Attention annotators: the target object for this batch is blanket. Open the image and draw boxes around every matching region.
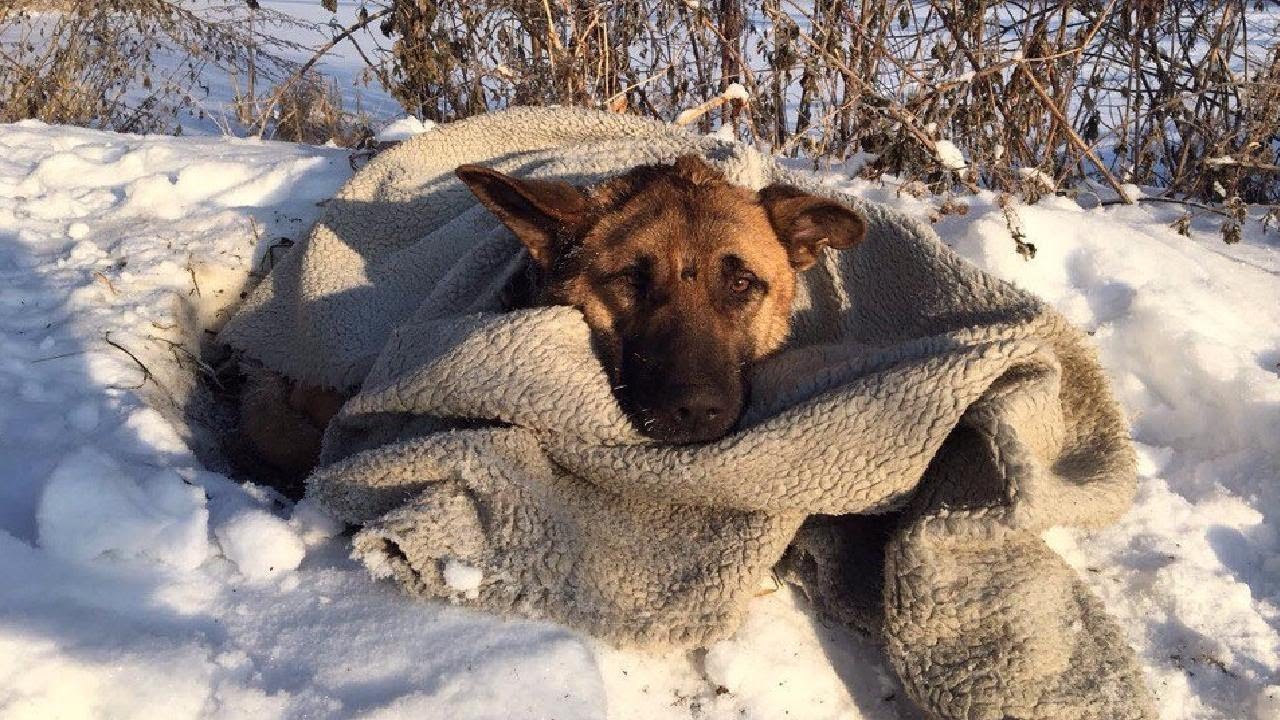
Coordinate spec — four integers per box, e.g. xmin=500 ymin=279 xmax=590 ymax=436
xmin=219 ymin=106 xmax=1155 ymax=719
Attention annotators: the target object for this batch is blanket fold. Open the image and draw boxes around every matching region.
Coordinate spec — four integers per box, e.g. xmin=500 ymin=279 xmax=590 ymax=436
xmin=219 ymin=106 xmax=1154 ymax=719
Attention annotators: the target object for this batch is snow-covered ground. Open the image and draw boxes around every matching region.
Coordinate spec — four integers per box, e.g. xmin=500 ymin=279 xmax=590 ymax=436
xmin=1 ymin=119 xmax=1278 ymax=719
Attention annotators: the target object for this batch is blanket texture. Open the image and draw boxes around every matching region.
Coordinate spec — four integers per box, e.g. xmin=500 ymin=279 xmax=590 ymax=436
xmin=219 ymin=106 xmax=1155 ymax=719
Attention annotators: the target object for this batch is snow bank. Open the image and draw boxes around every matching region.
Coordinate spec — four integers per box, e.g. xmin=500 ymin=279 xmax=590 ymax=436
xmin=930 ymin=189 xmax=1280 ymax=716
xmin=37 ymin=447 xmax=210 ymax=570
xmin=3 ymin=118 xmax=1279 ymax=719
xmin=288 ymin=498 xmax=344 ymax=546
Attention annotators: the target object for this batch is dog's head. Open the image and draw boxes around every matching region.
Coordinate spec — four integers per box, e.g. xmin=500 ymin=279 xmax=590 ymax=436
xmin=456 ymin=155 xmax=865 ymax=444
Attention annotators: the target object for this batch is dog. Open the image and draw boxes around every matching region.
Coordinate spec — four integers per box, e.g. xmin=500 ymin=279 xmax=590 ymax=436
xmin=239 ymin=154 xmax=865 ymax=478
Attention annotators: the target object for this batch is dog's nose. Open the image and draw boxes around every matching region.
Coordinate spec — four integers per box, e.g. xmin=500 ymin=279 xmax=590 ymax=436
xmin=675 ymin=396 xmax=722 ymax=423
xmin=650 ymin=385 xmax=738 ymax=444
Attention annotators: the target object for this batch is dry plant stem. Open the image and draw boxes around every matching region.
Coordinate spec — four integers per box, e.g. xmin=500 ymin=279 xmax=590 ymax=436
xmin=781 ymin=15 xmax=936 ymax=156
xmin=92 ymin=271 xmax=119 ymax=296
xmin=540 ymin=0 xmax=563 ymax=55
xmin=31 ymin=350 xmax=90 ymax=364
xmin=603 ymin=60 xmax=682 ymax=107
xmin=102 ymin=332 xmax=154 ymax=391
xmin=344 ymin=27 xmax=392 ymax=92
xmin=288 ymin=0 xmax=1278 ymax=203
xmin=675 ymin=95 xmax=733 ymax=125
xmin=2 ymin=2 xmax=310 ymax=132
xmin=1015 ymin=60 xmax=1133 ymax=204
xmin=1098 ymin=196 xmax=1230 ymax=217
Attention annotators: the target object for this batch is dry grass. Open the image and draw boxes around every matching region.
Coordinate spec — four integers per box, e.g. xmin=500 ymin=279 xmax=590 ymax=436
xmin=0 ymin=1 xmax=318 ymax=135
xmin=338 ymin=0 xmax=1280 ymax=206
xmin=8 ymin=0 xmax=77 ymax=10
xmin=260 ymin=73 xmax=373 ymax=146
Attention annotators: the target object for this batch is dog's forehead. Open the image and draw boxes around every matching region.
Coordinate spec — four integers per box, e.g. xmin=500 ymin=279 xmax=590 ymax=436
xmin=586 ymin=177 xmax=787 ymax=271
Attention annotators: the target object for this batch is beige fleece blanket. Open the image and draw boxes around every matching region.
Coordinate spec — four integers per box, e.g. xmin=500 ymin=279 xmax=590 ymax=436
xmin=219 ymin=107 xmax=1155 ymax=719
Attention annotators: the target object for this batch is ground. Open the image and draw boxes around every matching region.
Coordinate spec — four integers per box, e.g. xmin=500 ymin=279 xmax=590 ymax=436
xmin=0 ymin=118 xmax=1278 ymax=719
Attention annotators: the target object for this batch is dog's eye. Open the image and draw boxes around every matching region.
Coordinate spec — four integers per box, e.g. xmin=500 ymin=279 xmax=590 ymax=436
xmin=730 ymin=272 xmax=757 ymax=293
xmin=606 ymin=268 xmax=647 ymax=296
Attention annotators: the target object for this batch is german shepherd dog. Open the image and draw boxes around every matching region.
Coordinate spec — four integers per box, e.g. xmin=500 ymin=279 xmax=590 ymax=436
xmin=240 ymin=155 xmax=865 ymax=477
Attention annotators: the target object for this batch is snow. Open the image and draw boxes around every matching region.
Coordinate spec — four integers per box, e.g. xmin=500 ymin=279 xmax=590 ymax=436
xmin=37 ymin=447 xmax=211 ymax=570
xmin=1257 ymin=686 xmax=1280 ymax=720
xmin=722 ymin=82 xmax=750 ymax=102
xmin=288 ymin=498 xmax=344 ymax=546
xmin=374 ymin=116 xmax=438 ymax=143
xmin=443 ymin=560 xmax=484 ymax=598
xmin=702 ymin=591 xmax=897 ymax=718
xmin=2 ymin=117 xmax=1279 ymax=719
xmin=711 ymin=124 xmax=737 ymax=142
xmin=674 ymin=108 xmax=703 ymax=126
xmin=1120 ymin=182 xmax=1146 ymax=202
xmin=213 ymin=509 xmax=306 ymax=581
xmin=934 ymin=139 xmax=967 ymax=170
xmin=1016 ymin=166 xmax=1056 ymax=191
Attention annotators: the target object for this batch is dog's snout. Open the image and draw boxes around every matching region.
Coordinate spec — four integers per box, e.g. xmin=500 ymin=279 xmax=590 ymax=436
xmin=648 ymin=384 xmax=739 ymax=444
xmin=615 ymin=313 xmax=747 ymax=445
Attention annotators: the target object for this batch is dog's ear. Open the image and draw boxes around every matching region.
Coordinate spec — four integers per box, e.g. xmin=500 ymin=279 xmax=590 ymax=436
xmin=758 ymin=184 xmax=866 ymax=271
xmin=455 ymin=164 xmax=589 ymax=267
xmin=672 ymin=154 xmax=726 ymax=186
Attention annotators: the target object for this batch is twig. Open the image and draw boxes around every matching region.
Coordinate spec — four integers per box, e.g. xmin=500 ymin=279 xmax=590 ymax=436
xmin=1016 ymin=59 xmax=1133 ymax=204
xmin=1098 ymin=196 xmax=1230 ymax=217
xmin=248 ymin=216 xmax=262 ymax=246
xmin=92 ymin=271 xmax=118 ymax=296
xmin=146 ymin=334 xmax=225 ymax=390
xmin=674 ymin=96 xmax=732 ymax=126
xmin=343 ymin=22 xmax=393 ymax=93
xmin=186 ymin=264 xmax=202 ymax=297
xmin=31 ymin=350 xmax=89 ymax=364
xmin=540 ymin=0 xmax=564 ymax=56
xmin=102 ymin=332 xmax=153 ymax=390
xmin=603 ymin=60 xmax=682 ymax=107
xmin=778 ymin=8 xmax=938 ymax=158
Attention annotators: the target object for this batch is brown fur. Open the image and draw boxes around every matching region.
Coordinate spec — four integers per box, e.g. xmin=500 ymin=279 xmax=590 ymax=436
xmin=239 ymin=155 xmax=865 ymax=476
xmin=238 ymin=367 xmax=344 ymax=479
